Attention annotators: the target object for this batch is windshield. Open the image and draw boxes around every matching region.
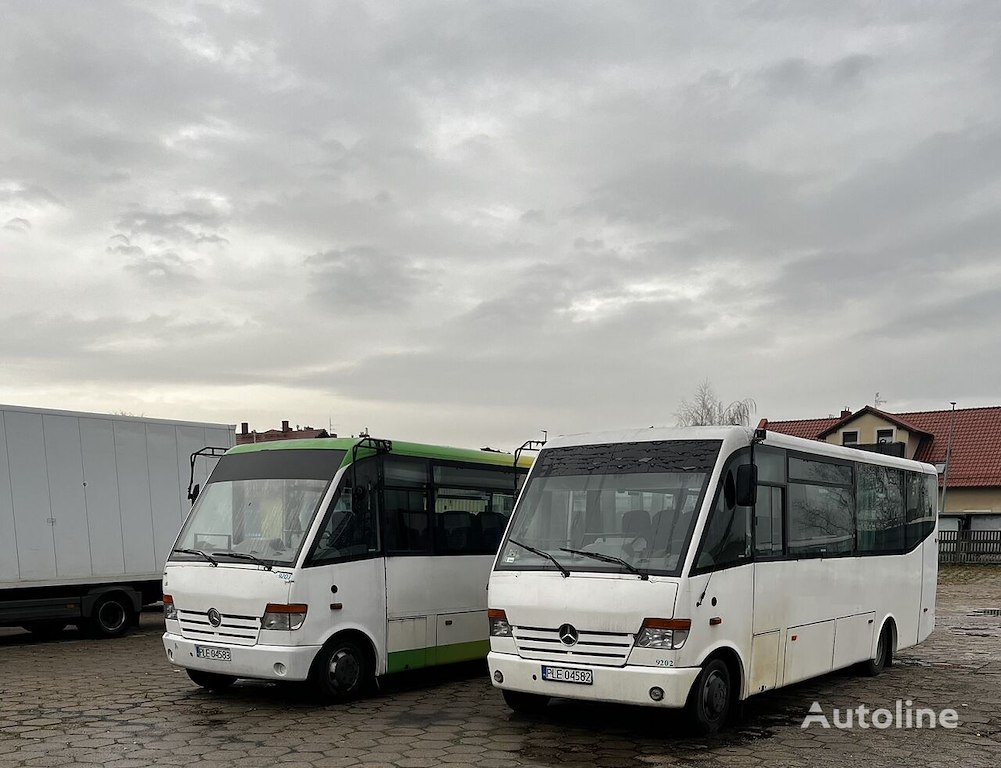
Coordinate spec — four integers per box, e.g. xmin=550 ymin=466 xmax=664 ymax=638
xmin=496 ymin=440 xmax=721 ymax=577
xmin=171 ymin=449 xmax=344 ymax=567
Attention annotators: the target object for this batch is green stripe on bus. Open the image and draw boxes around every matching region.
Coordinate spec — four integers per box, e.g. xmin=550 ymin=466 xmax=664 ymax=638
xmin=386 ymin=639 xmax=490 ymax=674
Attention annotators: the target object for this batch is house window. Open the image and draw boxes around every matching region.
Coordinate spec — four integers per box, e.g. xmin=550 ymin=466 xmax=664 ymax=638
xmin=876 ymin=428 xmax=895 ymax=444
xmin=842 ymin=430 xmax=859 ymax=446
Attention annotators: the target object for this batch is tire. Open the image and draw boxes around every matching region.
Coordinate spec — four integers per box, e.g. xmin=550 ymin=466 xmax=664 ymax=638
xmin=502 ymin=690 xmax=550 ymax=715
xmin=310 ymin=637 xmax=373 ymax=703
xmin=88 ymin=593 xmax=134 ymax=638
xmin=186 ymin=669 xmax=237 ymax=691
xmin=22 ymin=621 xmax=67 ymax=640
xmin=685 ymin=658 xmax=732 ymax=736
xmin=862 ymin=624 xmax=893 ymax=677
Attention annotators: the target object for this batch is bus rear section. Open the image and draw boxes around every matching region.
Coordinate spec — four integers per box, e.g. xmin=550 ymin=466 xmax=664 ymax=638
xmin=487 ymin=427 xmax=938 ymax=733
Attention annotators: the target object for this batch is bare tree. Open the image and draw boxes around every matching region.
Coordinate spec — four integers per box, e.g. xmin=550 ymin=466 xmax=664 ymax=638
xmin=675 ymin=379 xmax=757 ymax=427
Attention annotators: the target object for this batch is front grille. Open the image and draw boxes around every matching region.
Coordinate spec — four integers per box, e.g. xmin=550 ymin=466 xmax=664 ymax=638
xmin=513 ymin=626 xmax=634 ymax=667
xmin=177 ymin=609 xmax=260 ymax=646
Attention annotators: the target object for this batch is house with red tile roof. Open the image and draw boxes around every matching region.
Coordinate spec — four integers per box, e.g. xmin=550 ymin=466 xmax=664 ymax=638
xmin=767 ymin=405 xmax=1001 ymax=532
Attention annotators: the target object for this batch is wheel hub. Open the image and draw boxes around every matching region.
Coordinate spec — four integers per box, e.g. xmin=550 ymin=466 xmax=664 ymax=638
xmin=328 ymin=650 xmax=360 ymax=691
xmin=704 ymin=672 xmax=727 ymax=718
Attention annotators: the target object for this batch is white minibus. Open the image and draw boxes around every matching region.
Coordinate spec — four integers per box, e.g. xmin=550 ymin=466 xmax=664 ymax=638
xmin=487 ymin=426 xmax=937 ymax=733
xmin=162 ymin=437 xmax=529 ymax=699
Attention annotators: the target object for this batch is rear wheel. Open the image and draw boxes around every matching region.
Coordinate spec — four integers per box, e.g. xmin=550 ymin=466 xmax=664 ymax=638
xmin=88 ymin=594 xmax=134 ymax=638
xmin=186 ymin=669 xmax=237 ymax=691
xmin=862 ymin=624 xmax=893 ymax=676
xmin=685 ymin=658 xmax=732 ymax=736
xmin=311 ymin=637 xmax=372 ymax=702
xmin=502 ymin=690 xmax=550 ymax=715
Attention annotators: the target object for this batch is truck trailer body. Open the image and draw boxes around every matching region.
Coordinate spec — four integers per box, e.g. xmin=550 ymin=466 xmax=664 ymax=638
xmin=0 ymin=404 xmax=234 ymax=637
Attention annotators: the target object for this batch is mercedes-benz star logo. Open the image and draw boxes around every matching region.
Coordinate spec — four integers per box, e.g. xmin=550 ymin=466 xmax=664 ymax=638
xmin=207 ymin=608 xmax=222 ymax=628
xmin=558 ymin=623 xmax=579 ymax=647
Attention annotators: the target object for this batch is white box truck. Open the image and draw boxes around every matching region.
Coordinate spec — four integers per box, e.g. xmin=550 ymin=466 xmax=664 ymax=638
xmin=0 ymin=404 xmax=234 ymax=638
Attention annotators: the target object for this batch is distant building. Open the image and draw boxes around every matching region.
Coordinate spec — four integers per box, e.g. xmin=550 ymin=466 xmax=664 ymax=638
xmin=235 ymin=420 xmax=333 ymax=445
xmin=767 ymin=405 xmax=1001 ymax=532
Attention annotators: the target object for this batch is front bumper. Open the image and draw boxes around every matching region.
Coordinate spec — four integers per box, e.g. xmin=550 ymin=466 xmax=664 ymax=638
xmin=488 ymin=652 xmax=700 ymax=709
xmin=163 ymin=632 xmax=319 ymax=682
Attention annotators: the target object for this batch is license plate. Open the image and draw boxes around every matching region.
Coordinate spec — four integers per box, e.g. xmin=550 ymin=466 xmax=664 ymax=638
xmin=541 ymin=665 xmax=593 ymax=685
xmin=195 ymin=645 xmax=232 ymax=662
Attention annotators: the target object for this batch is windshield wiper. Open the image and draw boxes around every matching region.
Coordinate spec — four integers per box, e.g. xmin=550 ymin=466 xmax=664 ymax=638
xmin=559 ymin=547 xmax=649 ymax=580
xmin=215 ymin=551 xmax=274 ymax=570
xmin=172 ymin=548 xmax=218 ymax=567
xmin=509 ymin=539 xmax=570 ymax=578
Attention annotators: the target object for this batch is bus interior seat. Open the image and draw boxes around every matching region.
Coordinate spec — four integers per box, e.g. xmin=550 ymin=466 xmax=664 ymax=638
xmin=622 ymin=508 xmax=652 ymax=540
xmin=478 ymin=511 xmax=505 ymax=550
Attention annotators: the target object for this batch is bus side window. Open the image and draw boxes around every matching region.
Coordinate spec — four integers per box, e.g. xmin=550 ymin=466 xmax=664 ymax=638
xmin=856 ymin=463 xmax=904 ymax=554
xmin=754 ymin=486 xmax=783 ymax=557
xmin=430 ymin=463 xmax=520 ymax=555
xmin=905 ymin=472 xmax=936 ymax=549
xmin=307 ymin=459 xmax=379 ymax=564
xmin=383 ymin=457 xmax=431 ymax=553
xmin=695 ymin=455 xmax=752 ymax=572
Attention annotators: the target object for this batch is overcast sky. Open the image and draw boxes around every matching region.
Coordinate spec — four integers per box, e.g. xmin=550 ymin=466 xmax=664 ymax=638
xmin=2 ymin=1 xmax=999 ymax=450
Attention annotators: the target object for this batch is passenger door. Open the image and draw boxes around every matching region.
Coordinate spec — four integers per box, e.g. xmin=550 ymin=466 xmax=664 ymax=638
xmin=299 ymin=459 xmax=388 ymax=672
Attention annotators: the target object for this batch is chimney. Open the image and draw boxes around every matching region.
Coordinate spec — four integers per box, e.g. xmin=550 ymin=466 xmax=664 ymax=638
xmin=282 ymin=420 xmax=290 ymax=433
xmin=241 ymin=422 xmax=249 ymax=435
xmin=841 ymin=408 xmax=852 ymax=418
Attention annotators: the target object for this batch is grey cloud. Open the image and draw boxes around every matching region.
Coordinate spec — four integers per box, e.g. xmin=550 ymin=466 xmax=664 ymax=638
xmin=761 ymin=54 xmax=877 ymax=99
xmin=1 ymin=1 xmax=1000 ymax=441
xmin=3 ymin=217 xmax=31 ymax=232
xmin=0 ymin=183 xmax=60 ymax=206
xmin=305 ymin=246 xmax=431 ymax=311
xmin=123 ymin=251 xmax=193 ymax=284
xmin=106 ymin=242 xmax=145 ymax=258
xmin=116 ymin=208 xmax=227 ymax=245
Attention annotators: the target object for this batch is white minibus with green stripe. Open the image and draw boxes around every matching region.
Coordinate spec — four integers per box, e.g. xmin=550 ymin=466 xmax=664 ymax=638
xmin=162 ymin=437 xmax=530 ymax=699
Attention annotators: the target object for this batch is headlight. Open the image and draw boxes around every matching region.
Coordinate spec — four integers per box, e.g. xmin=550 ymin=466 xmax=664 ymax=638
xmin=635 ymin=618 xmax=691 ymax=650
xmin=163 ymin=594 xmax=177 ymax=620
xmin=261 ymin=603 xmax=308 ymax=631
xmin=488 ymin=608 xmax=513 ymax=637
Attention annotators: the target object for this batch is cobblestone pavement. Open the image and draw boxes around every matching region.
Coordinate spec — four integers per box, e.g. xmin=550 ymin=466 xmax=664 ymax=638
xmin=1 ymin=566 xmax=999 ymax=768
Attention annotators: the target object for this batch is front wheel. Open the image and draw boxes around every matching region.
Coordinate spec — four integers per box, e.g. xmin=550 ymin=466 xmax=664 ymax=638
xmin=88 ymin=594 xmax=134 ymax=638
xmin=685 ymin=658 xmax=732 ymax=736
xmin=502 ymin=690 xmax=550 ymax=715
xmin=311 ymin=638 xmax=372 ymax=702
xmin=186 ymin=669 xmax=237 ymax=691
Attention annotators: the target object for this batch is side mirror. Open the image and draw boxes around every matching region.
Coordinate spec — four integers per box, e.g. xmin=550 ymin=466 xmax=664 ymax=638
xmin=188 ymin=483 xmax=200 ymax=504
xmin=735 ymin=465 xmax=757 ymax=507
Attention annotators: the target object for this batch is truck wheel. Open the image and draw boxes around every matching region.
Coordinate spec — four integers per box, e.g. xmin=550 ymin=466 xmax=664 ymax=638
xmin=187 ymin=669 xmax=237 ymax=691
xmin=88 ymin=594 xmax=134 ymax=638
xmin=685 ymin=658 xmax=731 ymax=736
xmin=502 ymin=690 xmax=550 ymax=715
xmin=310 ymin=637 xmax=372 ymax=702
xmin=22 ymin=621 xmax=67 ymax=640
